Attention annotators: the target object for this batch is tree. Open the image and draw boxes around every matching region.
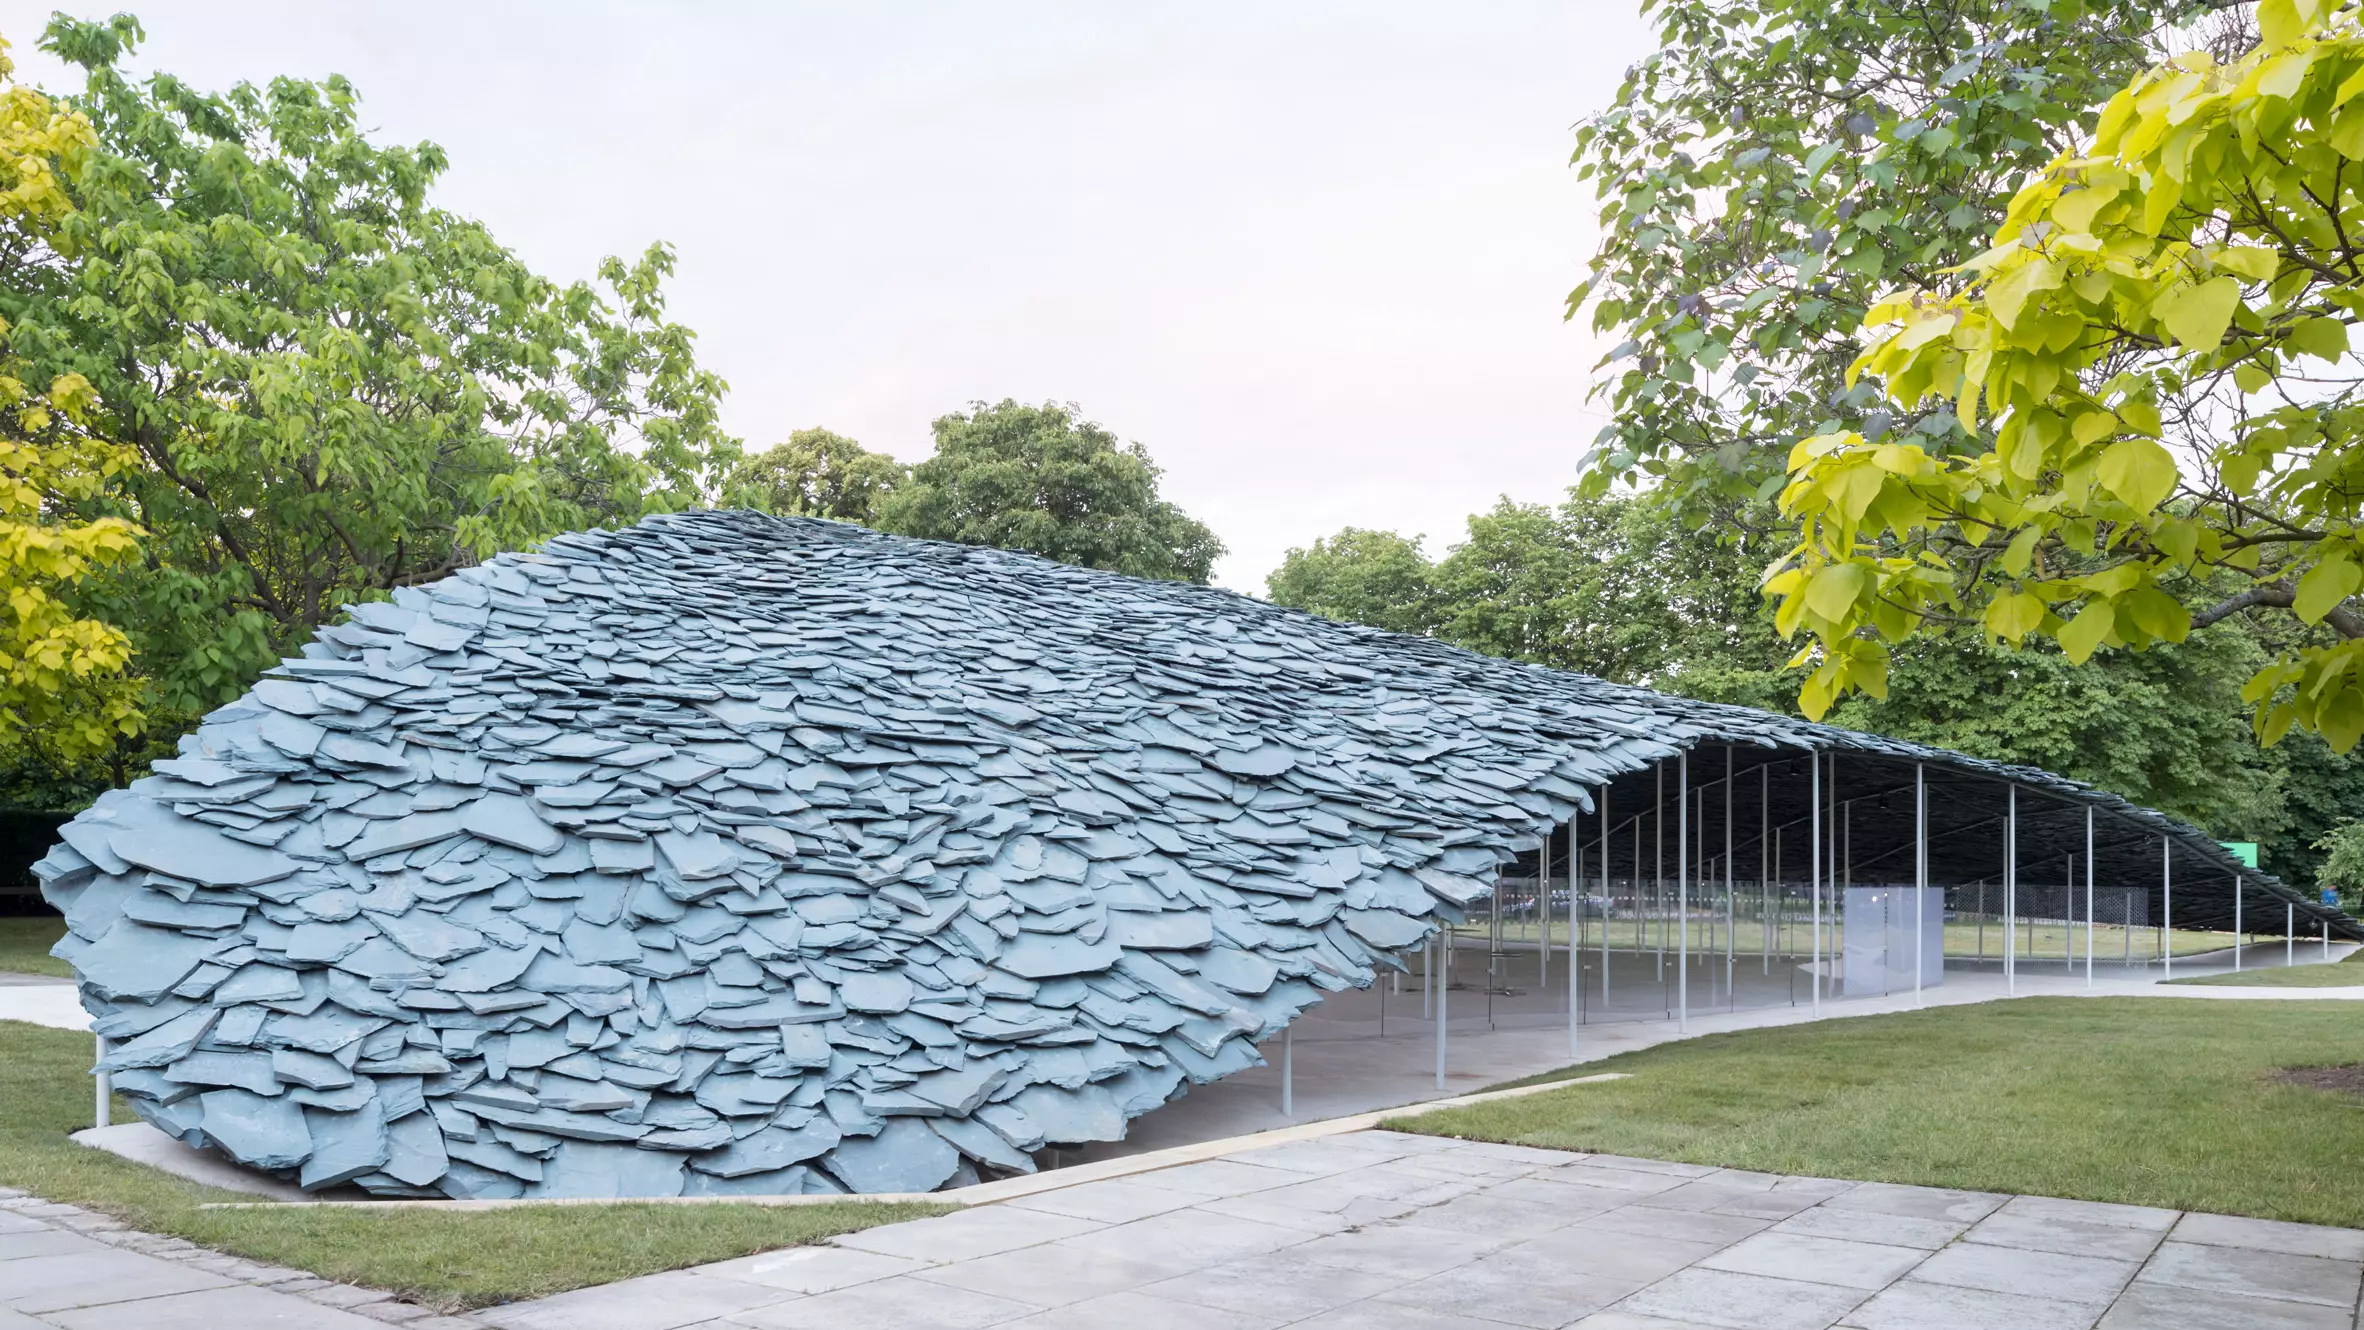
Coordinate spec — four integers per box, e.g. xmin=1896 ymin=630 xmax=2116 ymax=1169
xmin=0 ymin=31 xmax=141 ymax=768
xmin=1265 ymin=529 xmax=1439 ymax=636
xmin=724 ymin=428 xmax=906 ymax=524
xmin=12 ymin=14 xmax=738 ymax=725
xmin=874 ymin=400 xmax=1223 ymax=583
xmin=1775 ymin=1 xmax=2364 ymax=749
xmin=1569 ymin=0 xmax=2224 ymax=515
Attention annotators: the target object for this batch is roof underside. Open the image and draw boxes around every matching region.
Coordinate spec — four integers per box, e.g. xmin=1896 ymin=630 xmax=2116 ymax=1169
xmin=34 ymin=512 xmax=2355 ymax=1202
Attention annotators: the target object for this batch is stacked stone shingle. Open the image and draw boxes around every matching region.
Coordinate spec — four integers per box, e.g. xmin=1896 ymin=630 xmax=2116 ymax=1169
xmin=31 ymin=511 xmax=2323 ymax=1199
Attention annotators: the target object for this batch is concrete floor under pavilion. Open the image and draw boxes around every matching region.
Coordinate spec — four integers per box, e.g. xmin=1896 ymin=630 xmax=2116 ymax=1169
xmin=1069 ymin=928 xmax=2357 ymax=1165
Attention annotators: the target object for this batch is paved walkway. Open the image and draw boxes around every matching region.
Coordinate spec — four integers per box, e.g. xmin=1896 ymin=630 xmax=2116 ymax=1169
xmin=0 ymin=1186 xmax=481 ymax=1328
xmin=468 ymin=1129 xmax=2364 ymax=1330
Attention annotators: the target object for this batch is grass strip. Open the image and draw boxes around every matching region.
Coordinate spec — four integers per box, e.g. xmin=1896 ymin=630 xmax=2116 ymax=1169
xmin=0 ymin=916 xmax=69 ymax=978
xmin=1390 ymin=997 xmax=2364 ymax=1228
xmin=0 ymin=1020 xmax=949 ymax=1310
xmin=2163 ymin=959 xmax=2364 ymax=987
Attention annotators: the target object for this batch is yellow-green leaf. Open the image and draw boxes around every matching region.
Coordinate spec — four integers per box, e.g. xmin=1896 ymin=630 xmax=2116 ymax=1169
xmin=2153 ymin=276 xmax=2240 ymax=352
xmin=2294 ymin=558 xmax=2362 ymax=624
xmin=2095 ymin=437 xmax=2178 ymax=513
xmin=1804 ymin=562 xmax=1867 ymax=623
xmin=2058 ymin=601 xmax=2115 ymax=664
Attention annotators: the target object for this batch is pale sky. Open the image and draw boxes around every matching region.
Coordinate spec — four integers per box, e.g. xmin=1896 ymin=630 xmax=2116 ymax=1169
xmin=5 ymin=1 xmax=1661 ymax=590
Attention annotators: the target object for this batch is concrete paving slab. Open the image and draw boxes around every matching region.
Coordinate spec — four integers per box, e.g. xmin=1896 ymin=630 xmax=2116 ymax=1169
xmin=1614 ymin=1266 xmax=1870 ymax=1330
xmin=996 ymin=1287 xmax=1283 ymax=1329
xmin=1573 ymin=1315 xmax=1731 ymax=1330
xmin=1820 ymin=1182 xmax=2008 ymax=1224
xmin=1391 ymin=1191 xmax=1586 ymax=1241
xmin=1291 ymin=1221 xmax=1514 ymax=1279
xmin=1288 ymin=1301 xmax=1536 ymax=1330
xmin=0 ymin=1247 xmax=234 ymax=1313
xmin=2098 ymin=1282 xmax=2355 ymax=1329
xmin=1836 ymin=1279 xmax=2104 ymax=1330
xmin=1996 ymin=1194 xmax=2181 ymax=1232
xmin=1963 ymin=1211 xmax=2169 ymax=1261
xmin=832 ymin=1205 xmax=1105 ymax=1264
xmin=1374 ymin=1253 xmax=1635 ymax=1328
xmin=2171 ymin=1212 xmax=2364 ymax=1262
xmin=2136 ymin=1240 xmax=2363 ymax=1308
xmin=1770 ymin=1207 xmax=1965 ymax=1251
xmin=1577 ymin=1202 xmax=1776 ymax=1247
xmin=1500 ymin=1224 xmax=1728 ymax=1283
xmin=0 ymin=1229 xmax=108 ymax=1261
xmin=1140 ymin=1249 xmax=1408 ymax=1321
xmin=686 ymin=1246 xmax=926 ymax=1296
xmin=1907 ymin=1242 xmax=2138 ymax=1305
xmin=910 ymin=1241 xmax=1189 ymax=1306
xmin=1191 ymin=1192 xmax=1370 ymax=1235
xmin=724 ymin=1275 xmax=1041 ymax=1329
xmin=1698 ymin=1231 xmax=1927 ymax=1291
xmin=1132 ymin=1159 xmax=1311 ymax=1198
xmin=39 ymin=1284 xmax=395 ymax=1329
xmin=999 ymin=1178 xmax=1199 ymax=1225
xmin=1054 ymin=1205 xmax=1321 ymax=1269
xmin=0 ymin=1308 xmax=46 ymax=1330
xmin=482 ymin=1272 xmax=792 ymax=1330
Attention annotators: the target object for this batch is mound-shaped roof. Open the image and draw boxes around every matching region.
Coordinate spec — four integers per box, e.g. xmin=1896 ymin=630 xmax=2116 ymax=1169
xmin=35 ymin=511 xmax=2349 ymax=1198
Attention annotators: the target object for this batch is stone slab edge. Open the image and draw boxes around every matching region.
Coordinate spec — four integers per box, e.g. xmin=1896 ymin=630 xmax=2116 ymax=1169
xmin=187 ymin=1071 xmax=1631 ymax=1211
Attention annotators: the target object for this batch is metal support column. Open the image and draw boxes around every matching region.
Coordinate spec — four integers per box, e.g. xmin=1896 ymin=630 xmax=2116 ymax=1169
xmin=94 ymin=1035 xmax=110 ymax=1130
xmin=1434 ymin=933 xmax=1447 ymax=1089
xmin=1678 ymin=750 xmax=1690 ymax=1034
xmin=2005 ymin=784 xmax=2018 ymax=995
xmin=1810 ymin=749 xmax=1823 ymax=1018
xmin=2162 ymin=837 xmax=2173 ymax=979
xmin=1914 ymin=763 xmax=1926 ymax=998
xmin=2234 ymin=876 xmax=2243 ymax=972
xmin=2084 ymin=806 xmax=2095 ymax=989
xmin=1538 ymin=840 xmax=1550 ymax=991
xmin=1281 ymin=1025 xmax=1294 ymax=1116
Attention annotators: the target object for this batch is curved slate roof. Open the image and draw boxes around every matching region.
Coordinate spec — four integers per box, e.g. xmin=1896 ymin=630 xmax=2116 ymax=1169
xmin=35 ymin=511 xmax=2355 ymax=1199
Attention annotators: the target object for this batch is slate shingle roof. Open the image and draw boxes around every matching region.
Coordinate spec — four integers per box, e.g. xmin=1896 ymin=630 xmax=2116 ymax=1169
xmin=34 ymin=511 xmax=2354 ymax=1199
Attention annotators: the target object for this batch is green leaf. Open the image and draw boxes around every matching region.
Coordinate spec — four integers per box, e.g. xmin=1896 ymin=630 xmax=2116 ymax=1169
xmin=1804 ymin=562 xmax=1867 ymax=623
xmin=2058 ymin=601 xmax=2115 ymax=664
xmin=2294 ymin=558 xmax=2362 ymax=625
xmin=2095 ymin=438 xmax=2177 ymax=513
xmin=2153 ymin=276 xmax=2240 ymax=352
xmin=2288 ymin=316 xmax=2349 ymax=362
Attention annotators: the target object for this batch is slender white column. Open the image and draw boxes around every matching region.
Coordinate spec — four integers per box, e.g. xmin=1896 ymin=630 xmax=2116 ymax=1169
xmin=1914 ymin=763 xmax=1926 ymax=998
xmin=2162 ymin=837 xmax=2173 ymax=979
xmin=2325 ymin=918 xmax=2333 ymax=963
xmin=2234 ymin=876 xmax=2243 ymax=972
xmin=1603 ymin=783 xmax=1614 ymax=1007
xmin=1281 ymin=1025 xmax=1294 ymax=1116
xmin=1538 ymin=839 xmax=1550 ymax=990
xmin=1655 ymin=762 xmax=1665 ymax=980
xmin=1678 ymin=750 xmax=1690 ymax=1034
xmin=2084 ymin=806 xmax=2095 ymax=989
xmin=1811 ymin=750 xmax=1823 ymax=1018
xmin=94 ymin=1035 xmax=111 ymax=1130
xmin=1725 ymin=746 xmax=1735 ymax=998
xmin=1422 ymin=931 xmax=1432 ymax=1020
xmin=1569 ymin=814 xmax=1581 ymax=1057
xmin=2005 ymin=784 xmax=2018 ymax=995
xmin=1761 ymin=764 xmax=1771 ymax=975
xmin=2290 ymin=901 xmax=2296 ymax=965
xmin=1434 ymin=932 xmax=1447 ymax=1089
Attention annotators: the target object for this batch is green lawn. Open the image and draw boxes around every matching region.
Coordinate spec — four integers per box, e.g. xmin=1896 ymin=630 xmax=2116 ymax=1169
xmin=2164 ymin=949 xmax=2364 ymax=987
xmin=0 ymin=916 xmax=69 ymax=977
xmin=1389 ymin=998 xmax=2364 ymax=1228
xmin=0 ymin=1020 xmax=948 ymax=1311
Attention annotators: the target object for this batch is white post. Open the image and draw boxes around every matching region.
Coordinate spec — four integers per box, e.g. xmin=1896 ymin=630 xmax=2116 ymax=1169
xmin=2005 ymin=784 xmax=2018 ymax=995
xmin=1762 ymin=764 xmax=1771 ymax=976
xmin=1724 ymin=746 xmax=1735 ymax=1001
xmin=1434 ymin=932 xmax=1447 ymax=1089
xmin=1678 ymin=750 xmax=1690 ymax=1034
xmin=2234 ymin=876 xmax=2243 ymax=972
xmin=2084 ymin=806 xmax=2095 ymax=989
xmin=1655 ymin=762 xmax=1665 ymax=981
xmin=94 ymin=1035 xmax=111 ymax=1130
xmin=1604 ymin=784 xmax=1614 ymax=1008
xmin=2162 ymin=837 xmax=2172 ymax=979
xmin=1811 ymin=750 xmax=1823 ymax=1018
xmin=1914 ymin=763 xmax=1926 ymax=999
xmin=1422 ymin=931 xmax=1432 ymax=1020
xmin=2325 ymin=918 xmax=2333 ymax=963
xmin=1537 ymin=839 xmax=1550 ymax=991
xmin=2288 ymin=901 xmax=2295 ymax=966
xmin=1281 ymin=1025 xmax=1294 ymax=1116
xmin=1569 ymin=814 xmax=1581 ymax=1058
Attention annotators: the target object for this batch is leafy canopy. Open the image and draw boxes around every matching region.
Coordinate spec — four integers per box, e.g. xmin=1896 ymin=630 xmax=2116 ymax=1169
xmin=13 ymin=13 xmax=737 ymax=721
xmin=1570 ymin=0 xmax=2207 ymax=514
xmin=724 ymin=428 xmax=906 ymax=524
xmin=0 ymin=29 xmax=140 ymax=764
xmin=1774 ymin=0 xmax=2364 ymax=748
xmin=874 ymin=400 xmax=1223 ymax=584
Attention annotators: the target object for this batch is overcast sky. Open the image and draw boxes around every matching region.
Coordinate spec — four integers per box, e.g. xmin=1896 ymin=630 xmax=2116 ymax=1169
xmin=4 ymin=1 xmax=1661 ymax=590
